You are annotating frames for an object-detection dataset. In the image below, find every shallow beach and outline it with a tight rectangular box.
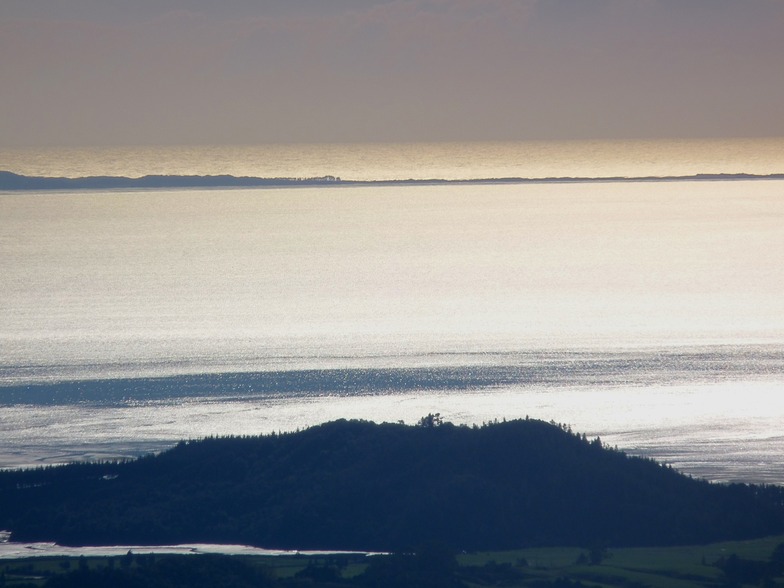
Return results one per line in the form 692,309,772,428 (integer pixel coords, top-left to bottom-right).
0,537,371,560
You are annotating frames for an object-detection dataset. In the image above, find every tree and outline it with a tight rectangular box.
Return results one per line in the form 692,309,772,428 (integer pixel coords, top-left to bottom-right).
588,544,608,565
417,413,443,428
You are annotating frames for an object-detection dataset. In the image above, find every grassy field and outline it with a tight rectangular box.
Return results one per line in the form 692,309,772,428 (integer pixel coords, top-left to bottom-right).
0,551,370,587
458,534,784,587
2,535,784,587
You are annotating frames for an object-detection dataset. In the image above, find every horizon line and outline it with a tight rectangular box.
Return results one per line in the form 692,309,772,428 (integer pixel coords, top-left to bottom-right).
3,170,784,191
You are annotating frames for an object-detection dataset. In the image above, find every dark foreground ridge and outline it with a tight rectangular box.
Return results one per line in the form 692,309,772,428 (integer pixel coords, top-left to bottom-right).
1,418,783,551
2,169,784,190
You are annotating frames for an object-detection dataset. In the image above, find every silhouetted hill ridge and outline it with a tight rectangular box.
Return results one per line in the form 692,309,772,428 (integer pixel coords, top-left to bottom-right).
1,418,783,550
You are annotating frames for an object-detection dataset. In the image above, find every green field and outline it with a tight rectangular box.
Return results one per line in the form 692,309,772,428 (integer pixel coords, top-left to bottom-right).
457,534,784,587
3,535,784,587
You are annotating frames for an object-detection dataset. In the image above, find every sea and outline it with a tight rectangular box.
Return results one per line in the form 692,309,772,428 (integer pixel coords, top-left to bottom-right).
1,138,784,485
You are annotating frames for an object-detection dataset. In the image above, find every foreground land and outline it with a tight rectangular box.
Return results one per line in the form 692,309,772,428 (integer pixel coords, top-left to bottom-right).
3,534,784,587
2,418,784,551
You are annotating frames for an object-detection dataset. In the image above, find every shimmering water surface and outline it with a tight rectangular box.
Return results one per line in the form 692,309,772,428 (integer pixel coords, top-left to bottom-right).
1,139,784,483
0,539,370,560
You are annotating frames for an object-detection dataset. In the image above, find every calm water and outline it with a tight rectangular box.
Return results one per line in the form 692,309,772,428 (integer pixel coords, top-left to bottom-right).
1,139,784,483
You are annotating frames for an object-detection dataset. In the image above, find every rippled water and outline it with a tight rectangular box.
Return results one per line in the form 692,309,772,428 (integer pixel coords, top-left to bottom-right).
3,137,784,180
2,347,783,483
1,139,783,483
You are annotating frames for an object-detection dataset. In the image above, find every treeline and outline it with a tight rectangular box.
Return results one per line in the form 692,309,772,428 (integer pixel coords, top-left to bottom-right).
712,542,784,587
4,169,784,192
2,418,784,551
0,170,341,190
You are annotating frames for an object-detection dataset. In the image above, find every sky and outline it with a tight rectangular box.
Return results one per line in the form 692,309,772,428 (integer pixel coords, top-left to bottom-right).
2,0,784,147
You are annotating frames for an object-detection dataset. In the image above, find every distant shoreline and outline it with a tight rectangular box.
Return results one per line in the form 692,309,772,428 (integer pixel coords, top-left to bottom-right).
2,170,784,191
0,540,372,560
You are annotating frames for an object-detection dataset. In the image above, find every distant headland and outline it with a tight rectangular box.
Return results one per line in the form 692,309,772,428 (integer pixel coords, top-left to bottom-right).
2,170,784,191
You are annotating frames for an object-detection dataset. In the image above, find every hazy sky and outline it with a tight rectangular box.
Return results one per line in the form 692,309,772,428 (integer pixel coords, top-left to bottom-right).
2,0,783,147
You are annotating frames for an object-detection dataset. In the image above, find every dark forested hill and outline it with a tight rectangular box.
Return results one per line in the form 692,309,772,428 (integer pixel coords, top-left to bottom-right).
1,418,783,551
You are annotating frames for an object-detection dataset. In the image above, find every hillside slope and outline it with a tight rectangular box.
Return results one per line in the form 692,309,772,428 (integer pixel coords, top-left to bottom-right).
1,418,783,550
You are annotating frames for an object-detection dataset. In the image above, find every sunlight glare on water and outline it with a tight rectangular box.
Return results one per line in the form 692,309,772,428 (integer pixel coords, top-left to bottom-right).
2,379,784,483
2,180,783,381
2,137,784,180
1,138,784,483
